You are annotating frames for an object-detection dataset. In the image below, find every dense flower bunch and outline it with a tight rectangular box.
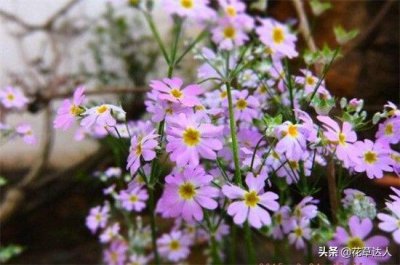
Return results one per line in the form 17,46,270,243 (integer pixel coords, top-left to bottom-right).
52,1,399,264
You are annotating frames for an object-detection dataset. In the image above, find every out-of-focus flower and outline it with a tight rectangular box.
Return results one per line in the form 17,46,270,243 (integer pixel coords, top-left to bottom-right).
0,86,28,109
103,240,128,265
81,104,125,129
378,200,400,244
127,130,158,175
157,230,192,262
100,223,121,243
16,123,36,144
86,204,110,233
117,183,148,212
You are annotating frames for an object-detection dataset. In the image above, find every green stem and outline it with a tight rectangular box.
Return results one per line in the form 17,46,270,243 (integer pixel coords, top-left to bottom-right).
149,188,160,264
244,222,256,264
228,225,237,264
143,11,170,64
225,81,242,185
210,234,222,264
306,241,313,264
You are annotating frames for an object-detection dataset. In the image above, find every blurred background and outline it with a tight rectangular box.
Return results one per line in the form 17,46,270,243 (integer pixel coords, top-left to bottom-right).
0,0,399,263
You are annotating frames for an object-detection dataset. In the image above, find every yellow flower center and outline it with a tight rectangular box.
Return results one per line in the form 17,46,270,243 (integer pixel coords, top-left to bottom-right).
182,127,201,147
96,105,108,114
195,105,205,111
272,151,280,160
220,91,227,99
264,47,273,55
226,5,237,17
289,160,299,170
364,151,377,164
6,93,15,101
130,195,138,203
385,123,393,135
70,104,82,116
244,191,260,208
236,98,248,110
347,237,365,249
306,76,315,86
95,213,102,222
169,240,181,251
272,27,285,44
294,227,303,237
338,133,346,145
275,213,282,224
223,26,236,39
135,142,142,156
287,124,298,138
178,182,197,200
170,88,183,99
294,207,302,218
180,0,193,9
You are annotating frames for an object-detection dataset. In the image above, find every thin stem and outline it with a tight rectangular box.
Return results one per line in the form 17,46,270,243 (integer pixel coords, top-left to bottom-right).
175,29,208,65
148,188,160,264
244,222,256,264
143,11,170,64
327,157,338,224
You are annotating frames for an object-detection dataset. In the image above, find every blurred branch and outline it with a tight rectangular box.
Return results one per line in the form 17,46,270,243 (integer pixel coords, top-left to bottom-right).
292,0,322,74
0,105,54,223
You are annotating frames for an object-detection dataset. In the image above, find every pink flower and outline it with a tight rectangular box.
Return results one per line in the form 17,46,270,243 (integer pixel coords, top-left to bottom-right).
157,230,192,262
16,123,36,144
230,90,260,122
150,77,202,107
353,140,393,179
256,18,298,58
86,204,110,233
100,223,120,243
317,115,358,168
103,240,128,265
328,216,390,265
377,200,400,244
271,205,292,240
163,0,216,23
127,130,158,175
218,0,254,31
222,173,279,228
117,182,148,212
166,113,223,167
81,104,125,129
211,18,249,50
156,166,219,222
375,117,400,145
295,69,326,96
0,86,28,109
288,218,312,249
54,86,85,130
274,121,309,161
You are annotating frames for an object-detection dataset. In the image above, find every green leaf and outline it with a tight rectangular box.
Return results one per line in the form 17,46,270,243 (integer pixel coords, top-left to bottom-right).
0,245,24,263
303,49,320,65
0,176,7,187
310,0,332,16
334,25,359,45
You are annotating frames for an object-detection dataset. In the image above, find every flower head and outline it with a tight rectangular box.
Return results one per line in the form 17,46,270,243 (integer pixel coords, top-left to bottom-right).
54,86,85,130
222,173,279,228
0,86,28,109
86,204,110,233
378,200,400,244
157,230,192,262
16,123,36,144
81,104,125,129
117,183,148,212
103,240,128,265
127,130,158,175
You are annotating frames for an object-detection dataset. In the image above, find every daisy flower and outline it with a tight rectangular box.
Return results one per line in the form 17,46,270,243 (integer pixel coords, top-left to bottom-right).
274,121,309,161
117,183,148,212
103,240,128,265
86,204,110,233
231,90,260,122
288,218,312,249
166,113,223,167
126,130,158,175
150,77,202,107
353,139,393,179
0,86,28,109
317,115,358,168
295,69,327,96
222,173,279,228
375,117,400,145
100,223,121,243
16,123,36,145
81,104,125,129
328,216,390,265
377,200,400,244
256,18,298,58
54,86,85,130
156,166,219,222
211,18,249,50
218,0,254,30
163,0,216,23
157,230,192,262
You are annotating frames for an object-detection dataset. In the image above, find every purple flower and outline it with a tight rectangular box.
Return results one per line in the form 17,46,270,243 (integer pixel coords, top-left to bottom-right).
127,130,158,175
317,115,358,168
231,90,260,122
86,204,110,233
16,123,36,144
274,121,309,161
288,218,311,249
292,196,319,221
54,86,85,130
166,113,223,167
378,200,400,244
222,173,279,228
218,0,254,31
271,205,292,240
256,18,298,58
211,18,249,50
0,86,28,109
100,223,121,243
354,139,393,179
328,216,390,265
150,77,202,107
103,240,128,265
156,166,219,222
163,0,216,23
104,167,122,179
117,183,148,212
81,104,125,129
157,230,192,262
294,69,326,96
375,117,400,145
